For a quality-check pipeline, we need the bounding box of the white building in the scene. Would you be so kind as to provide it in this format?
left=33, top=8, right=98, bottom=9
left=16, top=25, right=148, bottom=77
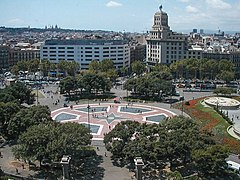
left=40, top=39, right=130, bottom=70
left=146, top=6, right=188, bottom=65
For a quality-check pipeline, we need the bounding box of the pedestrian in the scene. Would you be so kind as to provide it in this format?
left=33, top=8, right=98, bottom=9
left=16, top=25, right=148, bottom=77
left=22, top=163, right=25, bottom=169
left=16, top=168, right=19, bottom=174
left=70, top=105, right=73, bottom=110
left=97, top=147, right=99, bottom=151
left=0, top=151, right=2, bottom=158
left=105, top=152, right=107, bottom=157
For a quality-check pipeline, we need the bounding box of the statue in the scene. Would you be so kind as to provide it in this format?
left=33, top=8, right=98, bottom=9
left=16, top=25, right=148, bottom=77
left=159, top=4, right=163, bottom=11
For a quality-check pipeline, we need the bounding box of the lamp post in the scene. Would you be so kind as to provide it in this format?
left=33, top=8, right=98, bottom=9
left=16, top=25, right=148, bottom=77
left=87, top=99, right=90, bottom=131
left=181, top=91, right=184, bottom=116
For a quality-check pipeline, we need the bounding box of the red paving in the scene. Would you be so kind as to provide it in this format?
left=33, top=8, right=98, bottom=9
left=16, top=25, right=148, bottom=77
left=51, top=103, right=176, bottom=140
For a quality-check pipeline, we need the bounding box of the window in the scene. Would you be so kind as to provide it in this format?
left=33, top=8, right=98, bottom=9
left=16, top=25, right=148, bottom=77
left=50, top=51, right=56, bottom=53
left=111, top=47, right=116, bottom=49
left=43, top=47, right=47, bottom=49
left=67, top=51, right=74, bottom=53
left=85, top=47, right=92, bottom=49
left=58, top=47, right=65, bottom=49
left=85, top=55, right=92, bottom=57
left=94, top=47, right=99, bottom=49
left=103, top=47, right=109, bottom=49
left=67, top=47, right=74, bottom=49
left=85, top=51, right=92, bottom=53
left=58, top=51, right=65, bottom=53
left=67, top=55, right=74, bottom=57
left=49, top=47, right=56, bottom=49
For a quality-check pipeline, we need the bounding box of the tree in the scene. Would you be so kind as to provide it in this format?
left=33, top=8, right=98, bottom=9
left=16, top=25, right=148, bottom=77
left=10, top=65, right=20, bottom=76
left=59, top=76, right=77, bottom=97
left=218, top=70, right=235, bottom=83
left=4, top=82, right=35, bottom=104
left=104, top=116, right=214, bottom=171
left=66, top=61, right=80, bottom=76
left=100, top=59, right=115, bottom=72
left=39, top=59, right=51, bottom=77
left=152, top=64, right=172, bottom=80
left=131, top=61, right=145, bottom=76
left=13, top=122, right=93, bottom=164
left=213, top=87, right=236, bottom=96
left=192, top=145, right=229, bottom=177
left=7, top=105, right=52, bottom=140
left=120, top=66, right=128, bottom=76
left=89, top=60, right=100, bottom=73
left=0, top=102, right=21, bottom=139
left=27, top=59, right=40, bottom=73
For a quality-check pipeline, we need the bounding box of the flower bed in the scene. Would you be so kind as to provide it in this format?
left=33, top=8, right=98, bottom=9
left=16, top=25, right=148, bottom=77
left=182, top=97, right=240, bottom=154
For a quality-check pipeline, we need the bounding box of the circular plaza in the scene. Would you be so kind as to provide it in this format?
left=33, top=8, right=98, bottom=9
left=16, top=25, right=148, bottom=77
left=51, top=103, right=176, bottom=140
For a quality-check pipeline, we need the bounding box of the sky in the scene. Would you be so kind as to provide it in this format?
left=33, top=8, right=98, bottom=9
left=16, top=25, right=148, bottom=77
left=0, top=0, right=240, bottom=33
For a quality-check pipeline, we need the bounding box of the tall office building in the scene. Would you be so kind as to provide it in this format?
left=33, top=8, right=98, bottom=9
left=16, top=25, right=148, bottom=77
left=40, top=39, right=130, bottom=70
left=146, top=6, right=188, bottom=65
left=193, top=29, right=197, bottom=33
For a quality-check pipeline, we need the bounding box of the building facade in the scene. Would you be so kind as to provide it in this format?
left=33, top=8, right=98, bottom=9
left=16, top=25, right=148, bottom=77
left=8, top=49, right=40, bottom=67
left=146, top=6, right=188, bottom=65
left=0, top=45, right=9, bottom=71
left=40, top=39, right=130, bottom=70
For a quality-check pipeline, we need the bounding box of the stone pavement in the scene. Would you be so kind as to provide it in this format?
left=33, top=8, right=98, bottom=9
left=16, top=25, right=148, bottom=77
left=0, top=145, right=38, bottom=178
left=91, top=141, right=133, bottom=180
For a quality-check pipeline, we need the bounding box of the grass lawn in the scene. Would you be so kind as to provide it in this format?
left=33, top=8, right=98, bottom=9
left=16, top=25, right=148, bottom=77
left=183, top=98, right=240, bottom=154
left=32, top=90, right=45, bottom=98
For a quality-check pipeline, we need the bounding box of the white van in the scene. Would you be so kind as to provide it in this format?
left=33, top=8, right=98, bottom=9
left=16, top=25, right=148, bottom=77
left=227, top=160, right=240, bottom=174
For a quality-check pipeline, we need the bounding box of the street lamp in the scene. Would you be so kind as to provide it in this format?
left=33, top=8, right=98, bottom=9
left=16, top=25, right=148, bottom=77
left=181, top=91, right=184, bottom=116
left=87, top=99, right=90, bottom=131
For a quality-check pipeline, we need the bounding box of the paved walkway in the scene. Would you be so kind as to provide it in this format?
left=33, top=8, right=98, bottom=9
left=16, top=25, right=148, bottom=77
left=92, top=141, right=133, bottom=180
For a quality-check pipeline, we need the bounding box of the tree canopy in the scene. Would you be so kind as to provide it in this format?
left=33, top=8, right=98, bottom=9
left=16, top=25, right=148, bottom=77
left=104, top=116, right=232, bottom=178
left=13, top=122, right=93, bottom=163
left=170, top=58, right=235, bottom=80
left=0, top=82, right=35, bottom=104
left=123, top=73, right=174, bottom=100
left=6, top=105, right=52, bottom=140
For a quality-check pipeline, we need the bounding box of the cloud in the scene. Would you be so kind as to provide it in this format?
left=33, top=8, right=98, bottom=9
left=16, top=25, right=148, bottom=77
left=106, top=1, right=122, bottom=8
left=7, top=18, right=24, bottom=25
left=186, top=5, right=199, bottom=13
left=179, top=0, right=190, bottom=2
left=205, top=0, right=231, bottom=9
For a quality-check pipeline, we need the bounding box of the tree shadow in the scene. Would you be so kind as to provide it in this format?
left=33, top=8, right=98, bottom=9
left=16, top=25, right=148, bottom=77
left=111, top=156, right=125, bottom=168
left=72, top=154, right=105, bottom=180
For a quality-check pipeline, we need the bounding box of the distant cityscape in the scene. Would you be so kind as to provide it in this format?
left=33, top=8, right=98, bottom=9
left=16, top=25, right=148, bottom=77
left=0, top=7, right=240, bottom=78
